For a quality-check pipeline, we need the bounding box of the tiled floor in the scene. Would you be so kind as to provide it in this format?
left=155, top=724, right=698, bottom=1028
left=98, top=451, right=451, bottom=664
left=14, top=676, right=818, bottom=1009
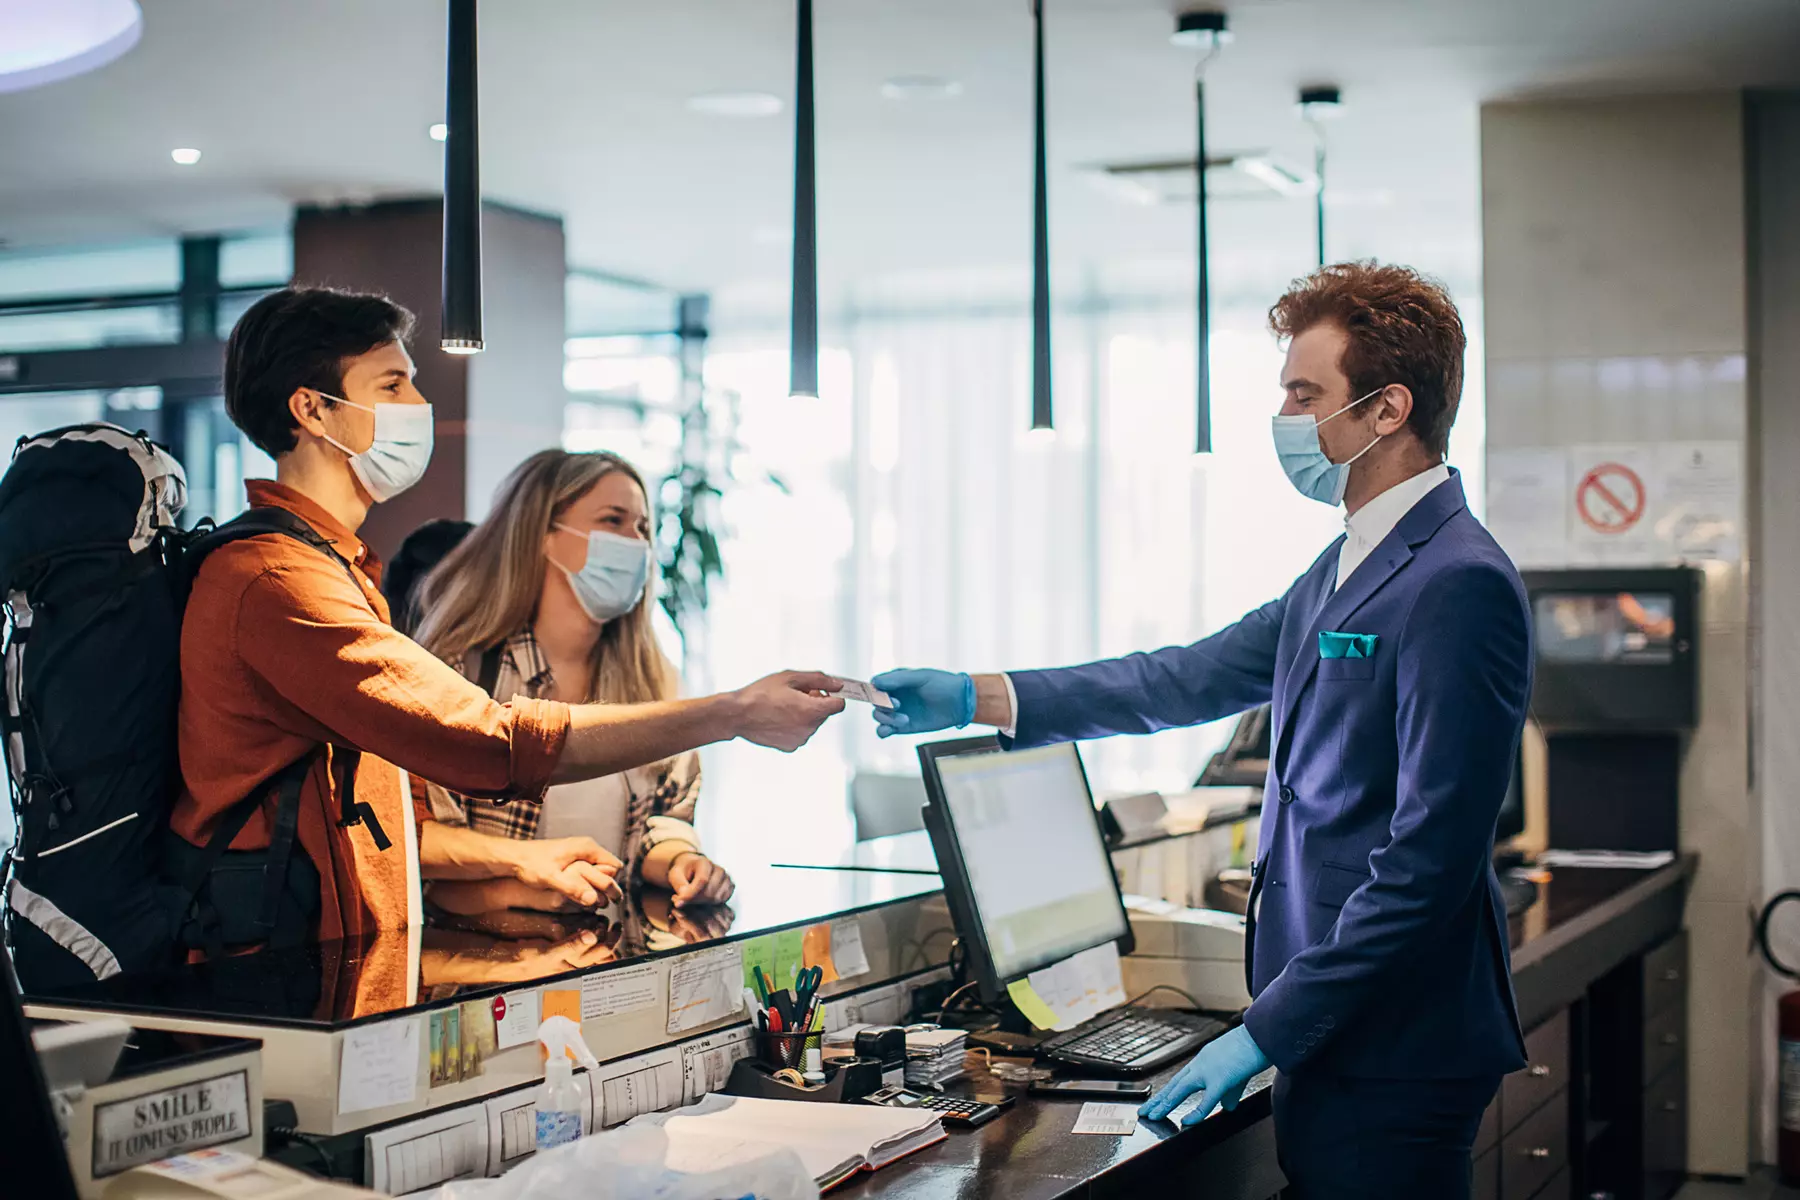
left=1676, top=1170, right=1800, bottom=1200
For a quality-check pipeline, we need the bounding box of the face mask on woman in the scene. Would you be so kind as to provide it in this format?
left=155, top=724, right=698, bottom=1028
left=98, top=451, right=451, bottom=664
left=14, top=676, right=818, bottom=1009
left=316, top=393, right=435, bottom=502
left=554, top=525, right=652, bottom=622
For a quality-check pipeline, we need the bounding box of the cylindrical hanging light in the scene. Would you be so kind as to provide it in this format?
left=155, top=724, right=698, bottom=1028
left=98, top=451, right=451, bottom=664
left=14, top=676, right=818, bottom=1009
left=1029, top=0, right=1052, bottom=431
left=1298, top=86, right=1343, bottom=270
left=1174, top=11, right=1228, bottom=453
left=440, top=0, right=483, bottom=354
left=789, top=0, right=819, bottom=398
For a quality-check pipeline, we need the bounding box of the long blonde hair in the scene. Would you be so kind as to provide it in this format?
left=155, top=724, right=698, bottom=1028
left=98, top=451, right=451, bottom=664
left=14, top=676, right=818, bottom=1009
left=414, top=449, right=676, bottom=705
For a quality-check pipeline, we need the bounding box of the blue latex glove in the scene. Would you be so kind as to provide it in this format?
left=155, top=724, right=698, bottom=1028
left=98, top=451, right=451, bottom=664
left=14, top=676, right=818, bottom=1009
left=1138, top=1024, right=1270, bottom=1126
left=869, top=668, right=976, bottom=739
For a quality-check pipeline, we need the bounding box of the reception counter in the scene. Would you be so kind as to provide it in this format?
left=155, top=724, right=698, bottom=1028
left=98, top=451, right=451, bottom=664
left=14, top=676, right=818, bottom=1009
left=22, top=814, right=1693, bottom=1200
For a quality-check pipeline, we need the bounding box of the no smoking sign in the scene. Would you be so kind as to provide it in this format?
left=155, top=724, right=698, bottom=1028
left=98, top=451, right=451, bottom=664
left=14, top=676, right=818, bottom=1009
left=1576, top=462, right=1645, bottom=534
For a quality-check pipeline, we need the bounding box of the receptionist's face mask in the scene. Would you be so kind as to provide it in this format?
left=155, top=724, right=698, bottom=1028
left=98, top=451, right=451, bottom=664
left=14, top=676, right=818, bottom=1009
left=1271, top=386, right=1386, bottom=506
left=317, top=394, right=435, bottom=503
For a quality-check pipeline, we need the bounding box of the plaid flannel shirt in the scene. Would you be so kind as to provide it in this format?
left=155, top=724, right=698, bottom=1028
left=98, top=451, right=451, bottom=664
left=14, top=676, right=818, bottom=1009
left=421, top=628, right=702, bottom=879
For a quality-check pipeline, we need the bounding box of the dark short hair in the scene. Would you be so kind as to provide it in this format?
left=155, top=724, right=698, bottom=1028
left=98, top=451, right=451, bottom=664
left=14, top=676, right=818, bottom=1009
left=1268, top=261, right=1466, bottom=458
left=223, top=285, right=415, bottom=455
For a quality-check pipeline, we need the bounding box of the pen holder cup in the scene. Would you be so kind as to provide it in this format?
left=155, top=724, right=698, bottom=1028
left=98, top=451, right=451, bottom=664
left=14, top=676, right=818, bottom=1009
left=754, top=1027, right=823, bottom=1073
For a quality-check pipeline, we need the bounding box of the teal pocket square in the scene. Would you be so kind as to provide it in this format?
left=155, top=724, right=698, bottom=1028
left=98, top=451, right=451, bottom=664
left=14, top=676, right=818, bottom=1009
left=1319, top=631, right=1378, bottom=659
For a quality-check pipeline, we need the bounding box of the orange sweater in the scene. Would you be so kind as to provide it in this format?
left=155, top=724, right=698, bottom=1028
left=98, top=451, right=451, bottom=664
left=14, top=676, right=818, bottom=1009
left=172, top=480, right=571, bottom=942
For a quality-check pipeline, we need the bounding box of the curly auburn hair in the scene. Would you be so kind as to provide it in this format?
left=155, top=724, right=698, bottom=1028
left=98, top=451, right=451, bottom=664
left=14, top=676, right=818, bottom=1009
left=1268, top=261, right=1466, bottom=458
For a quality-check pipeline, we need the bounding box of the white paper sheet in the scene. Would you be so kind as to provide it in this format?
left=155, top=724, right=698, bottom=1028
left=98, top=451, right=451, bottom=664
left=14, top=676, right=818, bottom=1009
left=1485, top=448, right=1570, bottom=568
left=583, top=963, right=661, bottom=1020
left=830, top=918, right=871, bottom=979
left=1070, top=1101, right=1142, bottom=1136
left=1026, top=942, right=1128, bottom=1032
left=338, top=1017, right=421, bottom=1115
left=493, top=989, right=541, bottom=1051
left=667, top=944, right=746, bottom=1034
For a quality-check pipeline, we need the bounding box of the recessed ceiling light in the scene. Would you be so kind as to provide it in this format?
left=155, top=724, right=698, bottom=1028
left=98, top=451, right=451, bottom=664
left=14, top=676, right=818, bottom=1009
left=0, top=0, right=142, bottom=95
left=170, top=147, right=201, bottom=166
left=686, top=91, right=783, bottom=118
left=428, top=122, right=448, bottom=141
left=880, top=75, right=962, bottom=101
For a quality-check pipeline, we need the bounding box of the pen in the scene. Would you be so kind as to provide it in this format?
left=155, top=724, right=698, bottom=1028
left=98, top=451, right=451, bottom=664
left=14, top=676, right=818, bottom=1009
left=752, top=966, right=772, bottom=1008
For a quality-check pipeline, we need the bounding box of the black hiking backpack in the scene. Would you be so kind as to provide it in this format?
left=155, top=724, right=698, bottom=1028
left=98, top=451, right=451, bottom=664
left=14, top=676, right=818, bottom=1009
left=0, top=423, right=366, bottom=991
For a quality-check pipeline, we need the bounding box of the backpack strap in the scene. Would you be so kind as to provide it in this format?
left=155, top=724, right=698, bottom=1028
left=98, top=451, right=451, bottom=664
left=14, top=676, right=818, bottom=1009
left=174, top=752, right=315, bottom=957
left=185, top=508, right=390, bottom=853
left=476, top=643, right=504, bottom=696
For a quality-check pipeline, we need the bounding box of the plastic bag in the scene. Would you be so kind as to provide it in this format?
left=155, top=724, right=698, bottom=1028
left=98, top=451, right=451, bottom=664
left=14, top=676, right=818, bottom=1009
left=432, top=1121, right=818, bottom=1200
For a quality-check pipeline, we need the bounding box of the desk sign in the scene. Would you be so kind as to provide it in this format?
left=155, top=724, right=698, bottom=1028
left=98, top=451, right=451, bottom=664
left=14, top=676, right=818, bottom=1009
left=91, top=1069, right=251, bottom=1178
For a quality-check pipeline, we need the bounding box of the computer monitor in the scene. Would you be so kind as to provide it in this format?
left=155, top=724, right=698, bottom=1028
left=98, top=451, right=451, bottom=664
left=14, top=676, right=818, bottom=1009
left=917, top=736, right=1133, bottom=1001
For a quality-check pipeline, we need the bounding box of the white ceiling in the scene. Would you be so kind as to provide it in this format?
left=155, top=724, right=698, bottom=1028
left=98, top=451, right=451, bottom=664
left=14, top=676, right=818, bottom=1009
left=2, top=0, right=1798, bottom=313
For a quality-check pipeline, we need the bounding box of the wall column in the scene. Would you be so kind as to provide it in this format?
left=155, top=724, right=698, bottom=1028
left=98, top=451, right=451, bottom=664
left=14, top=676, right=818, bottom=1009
left=293, top=199, right=567, bottom=558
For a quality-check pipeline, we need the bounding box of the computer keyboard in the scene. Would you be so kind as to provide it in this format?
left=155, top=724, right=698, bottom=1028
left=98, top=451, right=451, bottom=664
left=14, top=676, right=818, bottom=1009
left=1037, top=1008, right=1228, bottom=1076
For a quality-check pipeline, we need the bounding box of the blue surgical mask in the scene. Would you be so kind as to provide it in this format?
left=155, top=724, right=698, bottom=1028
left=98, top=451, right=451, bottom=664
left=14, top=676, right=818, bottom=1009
left=1271, top=387, right=1386, bottom=506
left=317, top=394, right=435, bottom=503
left=554, top=525, right=652, bottom=622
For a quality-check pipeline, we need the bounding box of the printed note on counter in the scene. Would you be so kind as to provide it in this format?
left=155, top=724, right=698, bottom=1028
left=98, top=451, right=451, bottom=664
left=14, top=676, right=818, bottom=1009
left=1071, top=1102, right=1143, bottom=1136
left=584, top=962, right=661, bottom=1020
left=668, top=944, right=746, bottom=1034
left=338, top=1017, right=421, bottom=1115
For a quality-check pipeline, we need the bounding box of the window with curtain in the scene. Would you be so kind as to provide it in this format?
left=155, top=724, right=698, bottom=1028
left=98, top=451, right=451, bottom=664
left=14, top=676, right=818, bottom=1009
left=562, top=292, right=1485, bottom=867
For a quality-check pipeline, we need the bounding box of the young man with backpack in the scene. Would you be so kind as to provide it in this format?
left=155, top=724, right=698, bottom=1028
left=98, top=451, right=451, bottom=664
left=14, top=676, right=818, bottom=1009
left=162, top=286, right=842, bottom=957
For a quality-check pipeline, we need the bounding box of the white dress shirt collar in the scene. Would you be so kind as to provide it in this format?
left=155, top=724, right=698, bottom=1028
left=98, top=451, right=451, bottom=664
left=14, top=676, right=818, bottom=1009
left=1335, top=462, right=1452, bottom=589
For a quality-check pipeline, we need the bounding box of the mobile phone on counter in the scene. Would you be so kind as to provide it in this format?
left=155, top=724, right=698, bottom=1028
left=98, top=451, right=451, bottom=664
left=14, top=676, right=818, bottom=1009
left=1028, top=1078, right=1153, bottom=1100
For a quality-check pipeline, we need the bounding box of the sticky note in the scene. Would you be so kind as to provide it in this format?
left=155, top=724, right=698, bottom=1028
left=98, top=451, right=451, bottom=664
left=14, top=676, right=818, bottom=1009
left=830, top=918, right=870, bottom=979
left=741, top=934, right=778, bottom=995
left=773, top=928, right=805, bottom=991
left=338, top=1017, right=421, bottom=1115
left=802, top=923, right=838, bottom=983
left=1006, top=978, right=1059, bottom=1031
left=542, top=988, right=581, bottom=1023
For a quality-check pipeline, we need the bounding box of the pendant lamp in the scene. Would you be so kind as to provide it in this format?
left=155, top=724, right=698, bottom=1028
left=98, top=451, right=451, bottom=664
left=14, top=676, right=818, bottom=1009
left=1298, top=86, right=1343, bottom=269
left=1173, top=11, right=1228, bottom=452
left=789, top=0, right=819, bottom=398
left=441, top=0, right=483, bottom=354
left=1029, top=0, right=1052, bottom=431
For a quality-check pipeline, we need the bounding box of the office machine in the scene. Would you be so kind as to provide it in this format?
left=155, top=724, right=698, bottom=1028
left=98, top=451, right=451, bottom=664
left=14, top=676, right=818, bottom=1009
left=1117, top=897, right=1251, bottom=1012
left=917, top=736, right=1228, bottom=1076
left=1196, top=706, right=1271, bottom=789
left=1522, top=567, right=1700, bottom=852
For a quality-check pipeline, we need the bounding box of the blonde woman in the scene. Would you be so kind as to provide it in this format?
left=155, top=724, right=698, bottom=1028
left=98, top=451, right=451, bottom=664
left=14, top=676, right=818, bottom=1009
left=413, top=450, right=733, bottom=908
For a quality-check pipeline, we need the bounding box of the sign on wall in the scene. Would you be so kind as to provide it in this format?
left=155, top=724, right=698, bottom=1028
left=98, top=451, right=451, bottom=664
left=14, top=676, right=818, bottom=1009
left=1486, top=441, right=1741, bottom=567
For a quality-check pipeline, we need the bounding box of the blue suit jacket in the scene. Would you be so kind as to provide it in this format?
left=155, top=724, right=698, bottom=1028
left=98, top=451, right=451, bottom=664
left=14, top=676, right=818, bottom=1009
left=1007, top=472, right=1530, bottom=1080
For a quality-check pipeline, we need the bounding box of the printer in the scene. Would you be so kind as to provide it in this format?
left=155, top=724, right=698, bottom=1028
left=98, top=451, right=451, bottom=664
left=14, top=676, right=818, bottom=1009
left=1120, top=895, right=1250, bottom=1012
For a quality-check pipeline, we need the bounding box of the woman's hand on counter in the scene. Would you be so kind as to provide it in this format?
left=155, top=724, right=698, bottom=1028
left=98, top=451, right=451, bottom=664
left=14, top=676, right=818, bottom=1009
left=667, top=852, right=735, bottom=907
left=508, top=836, right=624, bottom=908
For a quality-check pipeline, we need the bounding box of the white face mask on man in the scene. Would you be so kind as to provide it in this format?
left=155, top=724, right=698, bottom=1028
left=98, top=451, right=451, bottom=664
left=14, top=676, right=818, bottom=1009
left=316, top=393, right=435, bottom=502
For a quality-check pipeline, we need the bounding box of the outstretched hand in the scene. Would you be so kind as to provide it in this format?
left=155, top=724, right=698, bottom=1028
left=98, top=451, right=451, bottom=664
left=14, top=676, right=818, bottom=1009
left=869, top=668, right=975, bottom=739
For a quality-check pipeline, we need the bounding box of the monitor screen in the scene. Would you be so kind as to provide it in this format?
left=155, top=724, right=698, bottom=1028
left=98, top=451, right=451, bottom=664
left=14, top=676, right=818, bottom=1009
left=1533, top=591, right=1676, bottom=665
left=929, top=742, right=1129, bottom=983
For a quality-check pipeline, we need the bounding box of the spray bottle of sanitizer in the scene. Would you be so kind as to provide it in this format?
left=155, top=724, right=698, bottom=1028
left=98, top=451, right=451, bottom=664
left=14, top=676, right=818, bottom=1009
left=535, top=1015, right=601, bottom=1154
